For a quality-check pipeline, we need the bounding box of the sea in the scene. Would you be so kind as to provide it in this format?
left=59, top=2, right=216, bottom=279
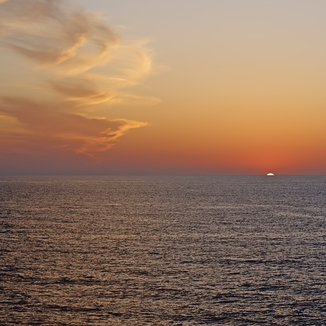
left=1, top=175, right=326, bottom=325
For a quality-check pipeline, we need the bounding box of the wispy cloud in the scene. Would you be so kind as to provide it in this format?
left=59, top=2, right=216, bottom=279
left=49, top=77, right=115, bottom=106
left=0, top=0, right=119, bottom=72
left=0, top=96, right=147, bottom=156
left=0, top=0, right=157, bottom=156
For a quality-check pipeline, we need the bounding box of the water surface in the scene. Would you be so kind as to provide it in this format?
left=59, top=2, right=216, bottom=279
left=1, top=176, right=326, bottom=325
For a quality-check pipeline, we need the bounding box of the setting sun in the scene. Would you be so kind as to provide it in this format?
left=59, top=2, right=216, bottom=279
left=266, top=173, right=275, bottom=176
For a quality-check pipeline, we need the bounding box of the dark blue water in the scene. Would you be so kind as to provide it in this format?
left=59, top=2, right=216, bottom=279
left=1, top=176, right=326, bottom=325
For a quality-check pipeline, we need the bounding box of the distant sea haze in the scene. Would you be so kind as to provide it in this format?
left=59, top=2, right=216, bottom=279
left=1, top=176, right=326, bottom=325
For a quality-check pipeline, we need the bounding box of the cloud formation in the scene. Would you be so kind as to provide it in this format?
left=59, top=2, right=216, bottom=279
left=0, top=0, right=119, bottom=72
left=0, top=0, right=157, bottom=156
left=0, top=97, right=147, bottom=155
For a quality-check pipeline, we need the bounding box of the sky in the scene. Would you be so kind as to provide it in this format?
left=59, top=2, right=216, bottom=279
left=1, top=0, right=326, bottom=175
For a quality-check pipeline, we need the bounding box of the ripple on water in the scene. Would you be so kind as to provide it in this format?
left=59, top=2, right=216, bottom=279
left=1, top=176, right=326, bottom=325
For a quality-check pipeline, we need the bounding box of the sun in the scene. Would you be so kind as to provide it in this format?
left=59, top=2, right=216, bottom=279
left=266, top=172, right=275, bottom=176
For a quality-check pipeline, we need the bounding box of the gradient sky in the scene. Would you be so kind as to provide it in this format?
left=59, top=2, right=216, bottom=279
left=1, top=0, right=326, bottom=175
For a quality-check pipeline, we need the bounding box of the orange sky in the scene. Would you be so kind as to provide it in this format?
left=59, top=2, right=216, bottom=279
left=1, top=0, right=326, bottom=175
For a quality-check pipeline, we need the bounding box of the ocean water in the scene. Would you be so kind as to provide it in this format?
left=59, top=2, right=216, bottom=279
left=1, top=175, right=326, bottom=325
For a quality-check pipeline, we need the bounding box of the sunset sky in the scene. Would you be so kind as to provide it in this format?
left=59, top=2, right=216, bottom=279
left=1, top=0, right=326, bottom=175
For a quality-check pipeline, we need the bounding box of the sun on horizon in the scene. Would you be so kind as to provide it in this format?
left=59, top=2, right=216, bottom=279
left=266, top=173, right=275, bottom=176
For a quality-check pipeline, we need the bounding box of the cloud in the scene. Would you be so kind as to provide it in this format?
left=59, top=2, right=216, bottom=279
left=110, top=93, right=161, bottom=106
left=0, top=0, right=119, bottom=73
left=49, top=77, right=115, bottom=105
left=0, top=97, right=147, bottom=155
left=0, top=0, right=157, bottom=157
